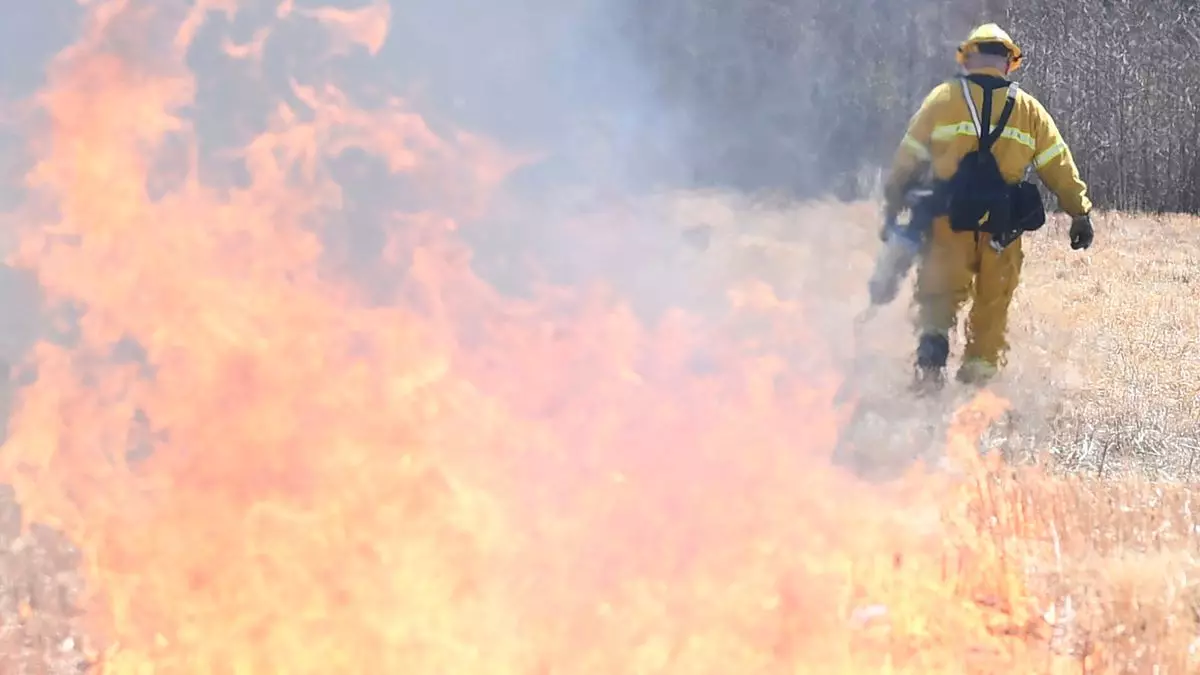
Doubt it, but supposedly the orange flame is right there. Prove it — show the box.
[1,2,1059,673]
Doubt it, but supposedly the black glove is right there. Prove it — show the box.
[1069,214,1094,250]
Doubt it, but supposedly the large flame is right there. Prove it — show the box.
[1,2,1061,673]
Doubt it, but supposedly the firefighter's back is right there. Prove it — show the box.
[922,75,1049,186]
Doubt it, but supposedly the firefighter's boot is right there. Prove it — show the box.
[956,356,999,386]
[911,333,949,395]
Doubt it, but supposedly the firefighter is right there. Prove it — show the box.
[882,23,1094,390]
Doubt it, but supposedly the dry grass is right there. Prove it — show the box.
[1001,211,1200,671]
[660,196,1200,672]
[0,488,88,673]
[1012,212,1200,477]
[950,458,1200,672]
[649,193,1200,477]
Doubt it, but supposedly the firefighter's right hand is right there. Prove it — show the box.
[1069,214,1094,250]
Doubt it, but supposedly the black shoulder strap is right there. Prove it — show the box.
[958,76,1020,152]
[983,91,1017,151]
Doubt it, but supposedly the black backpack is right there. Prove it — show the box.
[946,75,1020,234]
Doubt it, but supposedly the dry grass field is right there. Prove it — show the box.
[0,190,1197,671]
[375,192,1200,672]
[663,194,1200,474]
[1,185,1198,672]
[681,197,1200,672]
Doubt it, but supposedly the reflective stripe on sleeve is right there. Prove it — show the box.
[901,134,931,160]
[1034,141,1066,168]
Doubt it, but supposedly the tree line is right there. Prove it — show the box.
[624,0,1200,213]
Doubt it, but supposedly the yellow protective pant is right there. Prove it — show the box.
[914,216,1024,367]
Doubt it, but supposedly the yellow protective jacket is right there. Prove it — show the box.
[883,68,1092,218]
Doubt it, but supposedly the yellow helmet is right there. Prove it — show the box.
[956,23,1023,73]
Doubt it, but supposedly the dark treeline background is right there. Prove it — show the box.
[625,0,1200,213]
